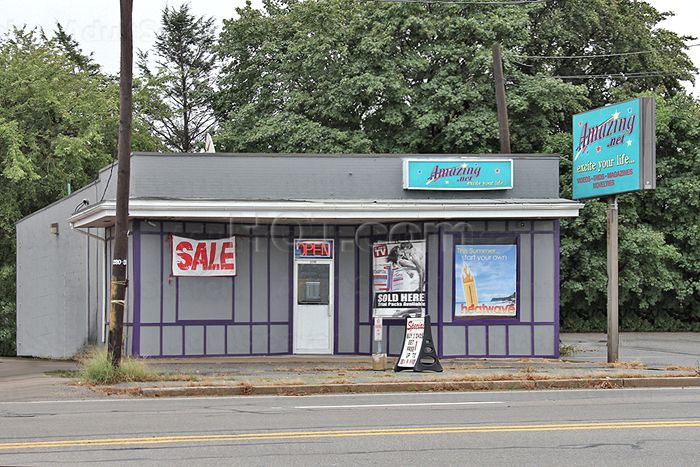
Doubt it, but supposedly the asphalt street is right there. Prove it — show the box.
[0,387,698,466]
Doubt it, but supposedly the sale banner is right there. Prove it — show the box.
[454,244,516,317]
[372,240,425,318]
[171,235,236,277]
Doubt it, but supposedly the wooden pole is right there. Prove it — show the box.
[108,0,134,368]
[607,195,619,363]
[492,43,511,154]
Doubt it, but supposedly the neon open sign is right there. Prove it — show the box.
[294,240,334,259]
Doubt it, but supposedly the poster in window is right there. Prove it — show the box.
[372,240,426,318]
[454,244,516,318]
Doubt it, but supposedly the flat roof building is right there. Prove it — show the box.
[16,153,581,359]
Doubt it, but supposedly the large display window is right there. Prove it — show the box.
[453,237,518,320]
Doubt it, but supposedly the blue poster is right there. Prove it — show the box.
[572,98,642,199]
[404,159,512,190]
[454,244,517,318]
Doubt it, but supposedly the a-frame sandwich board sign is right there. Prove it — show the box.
[395,315,443,372]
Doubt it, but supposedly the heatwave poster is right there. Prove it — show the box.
[372,240,426,318]
[454,244,516,318]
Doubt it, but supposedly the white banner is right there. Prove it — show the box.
[372,240,426,318]
[171,235,236,276]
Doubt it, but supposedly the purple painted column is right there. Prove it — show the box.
[131,220,142,356]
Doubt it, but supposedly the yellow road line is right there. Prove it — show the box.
[1,420,698,451]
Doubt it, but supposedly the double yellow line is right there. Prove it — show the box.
[1,420,698,451]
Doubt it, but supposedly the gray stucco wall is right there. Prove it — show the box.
[16,165,117,358]
[129,153,560,201]
[132,219,559,358]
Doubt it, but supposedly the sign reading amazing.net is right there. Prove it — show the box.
[403,159,513,190]
[572,97,656,199]
[172,235,236,277]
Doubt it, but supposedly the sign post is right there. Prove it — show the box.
[607,195,619,362]
[573,97,656,363]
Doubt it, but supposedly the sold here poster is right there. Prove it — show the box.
[171,235,236,276]
[454,244,516,318]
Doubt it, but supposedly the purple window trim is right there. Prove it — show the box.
[530,231,535,357]
[159,224,164,357]
[288,231,294,354]
[554,219,561,358]
[354,236,360,354]
[333,230,340,354]
[437,226,443,357]
[131,220,142,356]
[249,235,253,355]
[267,234,271,355]
[448,231,522,327]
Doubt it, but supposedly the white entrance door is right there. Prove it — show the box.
[293,260,333,354]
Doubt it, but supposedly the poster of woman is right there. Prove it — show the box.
[372,240,426,318]
[454,244,517,318]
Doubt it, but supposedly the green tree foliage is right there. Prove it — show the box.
[0,27,161,355]
[138,3,217,152]
[215,0,588,154]
[215,0,698,331]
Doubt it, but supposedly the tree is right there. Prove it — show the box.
[214,0,587,154]
[138,3,217,152]
[214,0,698,331]
[0,27,161,355]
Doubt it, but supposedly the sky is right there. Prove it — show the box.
[0,0,698,94]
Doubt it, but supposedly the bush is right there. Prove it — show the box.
[78,347,156,384]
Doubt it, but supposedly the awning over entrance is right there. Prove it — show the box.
[69,198,583,228]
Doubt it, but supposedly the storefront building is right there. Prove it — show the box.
[16,153,582,359]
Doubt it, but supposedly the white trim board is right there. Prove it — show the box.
[69,199,583,228]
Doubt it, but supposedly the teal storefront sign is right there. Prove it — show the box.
[572,97,656,199]
[403,159,513,191]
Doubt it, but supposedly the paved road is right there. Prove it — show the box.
[0,388,698,466]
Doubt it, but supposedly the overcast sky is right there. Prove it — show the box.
[0,0,697,94]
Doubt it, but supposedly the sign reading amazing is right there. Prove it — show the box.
[171,235,236,276]
[572,97,656,199]
[403,159,513,190]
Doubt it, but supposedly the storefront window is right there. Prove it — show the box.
[453,237,518,319]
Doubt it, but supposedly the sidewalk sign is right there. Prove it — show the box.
[394,315,442,372]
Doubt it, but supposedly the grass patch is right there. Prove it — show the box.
[559,343,578,357]
[78,348,157,385]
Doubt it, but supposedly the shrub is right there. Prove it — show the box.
[78,347,156,384]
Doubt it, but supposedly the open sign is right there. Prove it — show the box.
[171,235,236,276]
[294,240,333,259]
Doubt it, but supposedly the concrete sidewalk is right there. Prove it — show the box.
[1,333,698,400]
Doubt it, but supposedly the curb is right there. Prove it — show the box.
[119,376,700,398]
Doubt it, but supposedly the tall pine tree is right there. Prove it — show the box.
[138,4,216,152]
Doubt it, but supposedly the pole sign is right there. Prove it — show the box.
[572,97,656,199]
[403,159,513,190]
[373,317,383,341]
[171,235,236,276]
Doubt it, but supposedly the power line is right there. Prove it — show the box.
[539,71,682,79]
[514,50,653,59]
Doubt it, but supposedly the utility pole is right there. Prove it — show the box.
[492,43,511,154]
[108,0,134,368]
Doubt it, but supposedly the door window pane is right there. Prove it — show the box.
[297,263,330,304]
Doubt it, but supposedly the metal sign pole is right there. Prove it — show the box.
[607,195,619,363]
